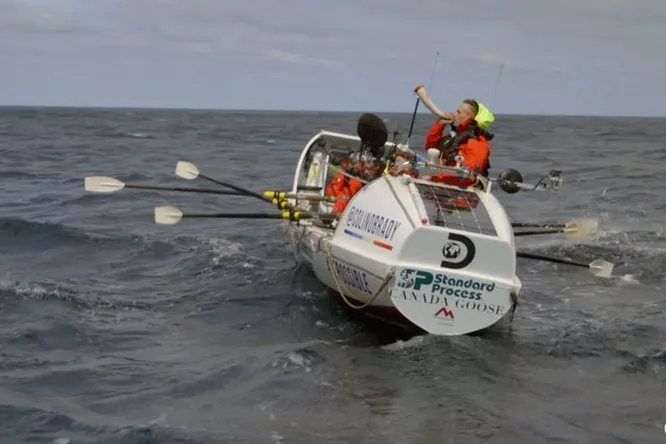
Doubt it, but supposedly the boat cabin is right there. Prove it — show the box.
[289,130,503,241]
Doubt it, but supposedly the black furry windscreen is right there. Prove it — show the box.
[357,113,388,156]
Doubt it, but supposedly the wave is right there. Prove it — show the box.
[0,404,200,444]
[0,217,160,252]
[0,170,41,180]
[91,130,155,139]
[0,279,155,313]
[0,216,246,254]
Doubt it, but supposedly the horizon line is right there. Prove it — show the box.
[0,103,661,119]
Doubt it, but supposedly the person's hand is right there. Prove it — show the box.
[438,112,455,124]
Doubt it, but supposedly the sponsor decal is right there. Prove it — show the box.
[344,206,402,241]
[440,232,475,269]
[453,299,506,316]
[390,291,457,321]
[326,258,372,295]
[372,240,393,251]
[391,290,506,317]
[392,290,447,304]
[434,307,455,319]
[343,229,364,240]
[396,269,494,301]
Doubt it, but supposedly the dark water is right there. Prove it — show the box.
[1,106,665,443]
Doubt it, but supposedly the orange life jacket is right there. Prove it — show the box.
[325,173,363,214]
[425,117,491,179]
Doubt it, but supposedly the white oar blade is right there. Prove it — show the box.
[84,176,125,193]
[154,206,183,225]
[175,161,199,180]
[589,259,613,278]
[564,218,599,239]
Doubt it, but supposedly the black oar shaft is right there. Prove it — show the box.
[125,183,245,196]
[198,173,266,201]
[179,211,337,221]
[125,183,331,201]
[517,251,589,268]
[195,172,306,213]
[184,212,299,219]
[514,229,566,236]
[512,222,566,229]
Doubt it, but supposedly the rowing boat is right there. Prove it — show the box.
[278,130,566,336]
[83,85,614,337]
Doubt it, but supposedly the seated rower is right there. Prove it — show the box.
[383,147,419,178]
[422,97,495,188]
[325,172,363,214]
[325,111,389,215]
[325,152,380,214]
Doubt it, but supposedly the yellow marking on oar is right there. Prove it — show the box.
[269,198,291,209]
[263,191,287,200]
[279,211,308,221]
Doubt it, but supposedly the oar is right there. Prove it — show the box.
[516,251,614,278]
[261,190,335,202]
[512,222,567,229]
[511,218,597,229]
[154,206,325,226]
[512,218,598,240]
[84,176,335,202]
[173,160,333,212]
[84,176,249,196]
[174,161,267,201]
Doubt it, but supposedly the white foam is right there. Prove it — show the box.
[206,238,243,257]
[380,334,432,351]
[287,352,310,370]
[271,431,284,443]
[0,280,60,299]
[620,274,640,284]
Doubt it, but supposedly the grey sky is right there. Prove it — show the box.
[1,0,665,115]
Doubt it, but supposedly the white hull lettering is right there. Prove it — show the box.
[454,299,506,316]
[431,285,482,301]
[433,274,496,292]
[326,258,372,295]
[394,290,449,306]
[345,206,401,241]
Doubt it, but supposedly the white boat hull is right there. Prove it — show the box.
[283,131,522,336]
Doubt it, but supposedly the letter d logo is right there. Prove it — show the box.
[413,271,433,290]
[440,232,476,269]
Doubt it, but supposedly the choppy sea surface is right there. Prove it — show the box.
[1,106,665,443]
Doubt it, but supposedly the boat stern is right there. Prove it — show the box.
[389,225,519,336]
[383,176,520,336]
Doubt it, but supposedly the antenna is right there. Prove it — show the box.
[490,63,504,109]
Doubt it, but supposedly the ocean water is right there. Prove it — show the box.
[0,106,665,443]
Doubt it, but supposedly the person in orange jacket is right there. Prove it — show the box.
[424,98,495,187]
[384,149,419,178]
[325,171,364,214]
